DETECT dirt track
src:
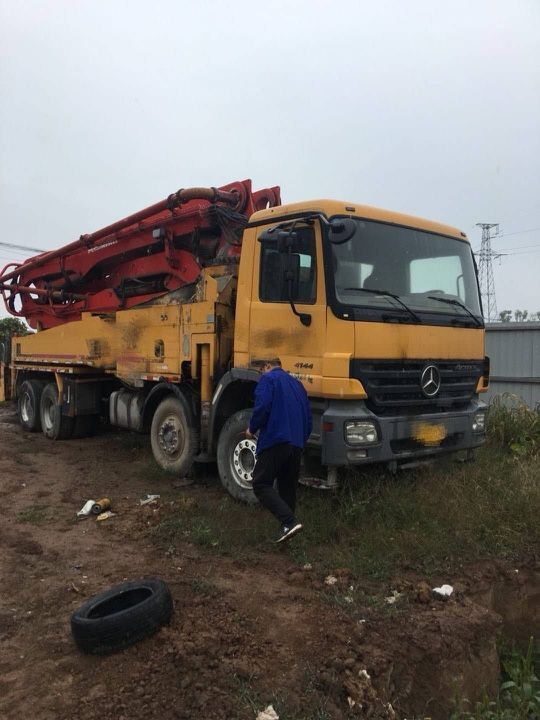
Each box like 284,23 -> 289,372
0,404 -> 538,720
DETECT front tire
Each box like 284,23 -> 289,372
217,409 -> 258,505
150,395 -> 197,476
18,379 -> 45,432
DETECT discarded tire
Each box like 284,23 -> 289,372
70,578 -> 173,655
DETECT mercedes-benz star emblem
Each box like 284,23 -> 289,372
420,365 -> 441,397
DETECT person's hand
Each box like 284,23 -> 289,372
246,428 -> 254,439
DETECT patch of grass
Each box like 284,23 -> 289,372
190,578 -> 219,596
289,444 -> 540,580
17,504 -> 50,525
134,458 -> 176,484
233,669 -> 332,720
153,493 -> 277,559
152,442 -> 539,582
487,394 -> 540,458
452,637 -> 540,719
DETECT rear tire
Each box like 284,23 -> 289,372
40,383 -> 74,440
18,379 -> 45,432
217,409 -> 258,505
150,395 -> 197,476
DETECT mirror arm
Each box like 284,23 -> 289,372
289,299 -> 312,326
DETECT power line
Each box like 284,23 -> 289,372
0,241 -> 45,253
496,241 -> 540,252
497,226 -> 540,238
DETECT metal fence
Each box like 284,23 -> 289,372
484,322 -> 540,408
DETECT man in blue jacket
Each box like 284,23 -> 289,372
246,358 -> 312,543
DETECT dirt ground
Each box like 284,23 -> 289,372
0,404 -> 538,720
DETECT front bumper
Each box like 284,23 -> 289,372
312,398 -> 486,467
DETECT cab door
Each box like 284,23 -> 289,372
248,220 -> 326,394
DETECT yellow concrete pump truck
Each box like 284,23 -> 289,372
0,179 -> 489,501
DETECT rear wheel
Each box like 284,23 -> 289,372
40,383 -> 74,440
217,409 -> 258,505
18,379 -> 45,432
150,395 -> 197,476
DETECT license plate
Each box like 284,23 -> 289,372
412,422 -> 447,446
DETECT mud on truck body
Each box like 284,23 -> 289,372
0,179 -> 489,502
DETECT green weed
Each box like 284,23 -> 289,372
452,637 -> 540,720
487,394 -> 540,458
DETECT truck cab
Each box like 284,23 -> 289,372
213,199 -> 488,497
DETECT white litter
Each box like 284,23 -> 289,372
384,590 -> 402,604
77,500 -> 95,518
324,575 -> 337,586
139,494 -> 161,506
432,584 -> 454,597
256,705 -> 279,720
302,563 -> 313,570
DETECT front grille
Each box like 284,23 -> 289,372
350,359 -> 483,416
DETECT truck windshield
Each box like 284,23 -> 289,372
328,218 -> 482,325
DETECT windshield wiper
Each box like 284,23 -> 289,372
427,295 -> 483,327
343,287 -> 422,323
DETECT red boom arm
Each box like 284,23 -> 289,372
0,179 -> 280,329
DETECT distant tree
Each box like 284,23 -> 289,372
0,317 -> 31,343
514,310 -> 529,322
499,310 -> 513,322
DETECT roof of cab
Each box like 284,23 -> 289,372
249,199 -> 468,241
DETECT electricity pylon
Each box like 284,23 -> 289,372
476,223 -> 500,322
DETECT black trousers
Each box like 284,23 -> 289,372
252,442 -> 302,527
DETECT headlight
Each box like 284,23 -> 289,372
345,421 -> 378,445
472,411 -> 486,432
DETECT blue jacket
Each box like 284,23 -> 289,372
249,367 -> 313,453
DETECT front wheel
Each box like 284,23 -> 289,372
216,409 -> 258,505
150,395 -> 197,476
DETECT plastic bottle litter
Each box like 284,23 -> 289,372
77,500 -> 96,518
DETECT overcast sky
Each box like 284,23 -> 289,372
1,0 -> 539,320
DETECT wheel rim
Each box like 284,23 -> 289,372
158,414 -> 185,458
21,392 -> 32,423
230,437 -> 257,490
42,395 -> 55,433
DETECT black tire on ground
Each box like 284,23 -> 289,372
70,578 -> 173,656
18,379 -> 45,432
72,414 -> 99,439
150,394 -> 198,476
39,383 -> 74,440
216,409 -> 258,505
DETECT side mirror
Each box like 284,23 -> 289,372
328,218 -> 356,244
